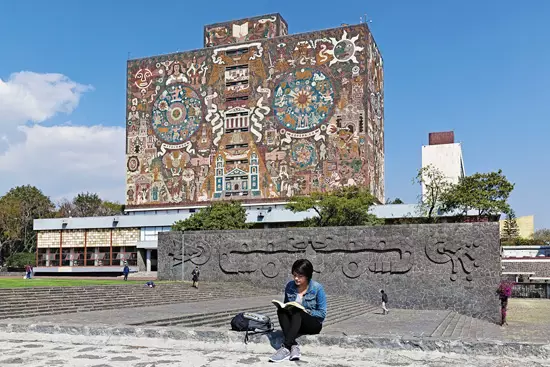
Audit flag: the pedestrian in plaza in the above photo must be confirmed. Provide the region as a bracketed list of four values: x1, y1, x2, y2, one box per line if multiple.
[24, 264, 32, 279]
[380, 289, 389, 315]
[497, 280, 513, 326]
[123, 262, 130, 281]
[268, 259, 327, 363]
[191, 266, 200, 288]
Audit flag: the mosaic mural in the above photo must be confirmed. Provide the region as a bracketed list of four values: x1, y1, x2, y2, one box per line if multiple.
[204, 13, 288, 48]
[126, 14, 384, 208]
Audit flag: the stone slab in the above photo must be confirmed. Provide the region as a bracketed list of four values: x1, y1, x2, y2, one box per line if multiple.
[0, 322, 549, 360]
[3, 331, 550, 367]
[159, 223, 501, 322]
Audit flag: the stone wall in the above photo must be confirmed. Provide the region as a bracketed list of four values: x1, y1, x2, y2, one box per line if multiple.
[158, 223, 501, 322]
[502, 260, 550, 278]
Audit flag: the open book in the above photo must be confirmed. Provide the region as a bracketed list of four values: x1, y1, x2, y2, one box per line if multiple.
[271, 300, 307, 313]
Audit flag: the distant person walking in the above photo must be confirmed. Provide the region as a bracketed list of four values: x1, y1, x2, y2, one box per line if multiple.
[24, 264, 32, 279]
[500, 295, 509, 326]
[191, 266, 200, 288]
[123, 262, 130, 281]
[380, 290, 389, 315]
[496, 280, 514, 326]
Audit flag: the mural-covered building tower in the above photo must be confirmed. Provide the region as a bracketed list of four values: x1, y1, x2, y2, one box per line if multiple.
[125, 13, 385, 208]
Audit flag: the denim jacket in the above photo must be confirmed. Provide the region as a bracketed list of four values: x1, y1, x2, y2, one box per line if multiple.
[284, 280, 327, 322]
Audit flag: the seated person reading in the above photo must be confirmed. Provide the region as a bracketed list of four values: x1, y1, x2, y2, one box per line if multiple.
[269, 259, 327, 362]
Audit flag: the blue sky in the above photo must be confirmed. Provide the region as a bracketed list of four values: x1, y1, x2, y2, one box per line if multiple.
[0, 0, 548, 229]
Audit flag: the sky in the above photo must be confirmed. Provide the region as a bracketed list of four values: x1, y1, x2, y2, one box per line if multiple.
[0, 0, 548, 229]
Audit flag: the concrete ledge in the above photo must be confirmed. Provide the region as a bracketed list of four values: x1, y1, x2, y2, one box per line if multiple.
[0, 321, 549, 358]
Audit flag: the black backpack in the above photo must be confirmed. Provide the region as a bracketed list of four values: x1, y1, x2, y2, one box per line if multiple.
[230, 312, 274, 343]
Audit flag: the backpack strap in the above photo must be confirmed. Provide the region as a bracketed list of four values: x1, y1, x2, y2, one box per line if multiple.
[243, 328, 273, 344]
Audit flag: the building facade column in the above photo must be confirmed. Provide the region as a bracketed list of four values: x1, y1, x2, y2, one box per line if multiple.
[146, 249, 152, 272]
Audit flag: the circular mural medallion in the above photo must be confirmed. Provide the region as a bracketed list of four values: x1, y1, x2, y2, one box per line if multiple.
[273, 68, 334, 132]
[127, 156, 139, 172]
[290, 142, 317, 169]
[152, 84, 202, 144]
[334, 40, 355, 61]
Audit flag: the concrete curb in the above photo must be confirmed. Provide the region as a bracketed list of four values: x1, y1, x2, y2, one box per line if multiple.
[0, 322, 549, 358]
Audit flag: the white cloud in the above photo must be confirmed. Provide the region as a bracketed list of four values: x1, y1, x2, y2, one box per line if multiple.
[0, 124, 126, 203]
[0, 71, 92, 125]
[0, 71, 125, 203]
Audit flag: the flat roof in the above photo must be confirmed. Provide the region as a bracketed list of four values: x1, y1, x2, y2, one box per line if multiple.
[33, 206, 317, 231]
[33, 203, 494, 231]
[502, 246, 550, 250]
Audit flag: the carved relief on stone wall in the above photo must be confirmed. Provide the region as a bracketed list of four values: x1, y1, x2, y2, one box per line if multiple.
[165, 235, 483, 283]
[168, 238, 212, 267]
[425, 241, 480, 281]
[218, 235, 412, 279]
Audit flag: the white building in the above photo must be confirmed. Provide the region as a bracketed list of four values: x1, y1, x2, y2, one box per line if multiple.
[421, 131, 465, 198]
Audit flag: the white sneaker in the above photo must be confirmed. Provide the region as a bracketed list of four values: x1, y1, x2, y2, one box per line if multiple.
[269, 347, 290, 362]
[290, 345, 301, 361]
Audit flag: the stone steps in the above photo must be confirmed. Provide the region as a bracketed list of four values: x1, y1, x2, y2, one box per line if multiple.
[133, 296, 375, 330]
[0, 282, 278, 320]
[431, 311, 457, 338]
[430, 311, 493, 340]
[0, 292, 233, 307]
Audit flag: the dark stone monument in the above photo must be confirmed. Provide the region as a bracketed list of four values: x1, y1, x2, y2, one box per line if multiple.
[158, 223, 500, 322]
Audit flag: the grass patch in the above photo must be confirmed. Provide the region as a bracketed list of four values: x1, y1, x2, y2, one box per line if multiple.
[0, 278, 152, 288]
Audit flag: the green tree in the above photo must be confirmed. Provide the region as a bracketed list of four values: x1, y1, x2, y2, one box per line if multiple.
[442, 169, 514, 217]
[414, 165, 452, 221]
[385, 197, 404, 204]
[0, 185, 55, 260]
[101, 201, 124, 215]
[73, 192, 103, 216]
[172, 201, 250, 231]
[285, 185, 380, 227]
[57, 192, 124, 217]
[534, 229, 550, 243]
[501, 210, 520, 240]
[6, 252, 36, 267]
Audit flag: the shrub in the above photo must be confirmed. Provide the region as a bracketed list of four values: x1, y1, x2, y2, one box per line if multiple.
[501, 238, 547, 246]
[6, 252, 36, 268]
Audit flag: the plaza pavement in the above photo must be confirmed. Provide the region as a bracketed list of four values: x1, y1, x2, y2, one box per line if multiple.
[2, 330, 550, 367]
[1, 284, 550, 365]
[4, 295, 545, 342]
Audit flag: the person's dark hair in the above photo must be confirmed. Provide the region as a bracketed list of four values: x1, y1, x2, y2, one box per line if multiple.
[291, 259, 314, 281]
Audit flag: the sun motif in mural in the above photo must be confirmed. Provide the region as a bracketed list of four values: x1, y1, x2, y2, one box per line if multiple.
[290, 142, 317, 169]
[293, 89, 313, 109]
[273, 68, 334, 132]
[152, 84, 202, 144]
[328, 30, 364, 65]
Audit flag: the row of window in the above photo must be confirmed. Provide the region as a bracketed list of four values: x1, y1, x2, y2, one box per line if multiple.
[141, 226, 171, 241]
[37, 247, 138, 267]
